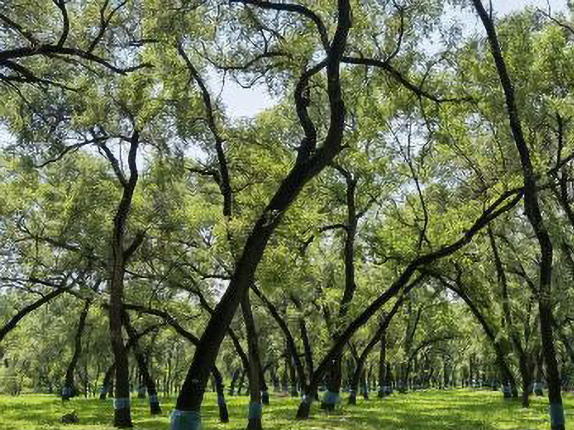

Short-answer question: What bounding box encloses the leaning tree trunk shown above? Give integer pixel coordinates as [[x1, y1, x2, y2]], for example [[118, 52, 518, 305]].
[[122, 313, 161, 415], [171, 7, 350, 425], [295, 187, 523, 419], [436, 275, 518, 398], [251, 284, 308, 400], [472, 2, 564, 427], [62, 299, 91, 401], [349, 299, 405, 404]]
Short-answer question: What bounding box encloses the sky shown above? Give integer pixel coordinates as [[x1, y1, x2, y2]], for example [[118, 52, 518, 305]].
[[217, 0, 569, 119]]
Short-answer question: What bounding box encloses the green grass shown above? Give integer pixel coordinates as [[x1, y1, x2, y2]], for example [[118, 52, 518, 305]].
[[0, 389, 571, 430]]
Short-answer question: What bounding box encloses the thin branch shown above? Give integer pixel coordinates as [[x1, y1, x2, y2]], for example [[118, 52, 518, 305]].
[[537, 8, 574, 36], [34, 136, 111, 168], [87, 0, 129, 53], [96, 141, 127, 186], [178, 43, 233, 217], [300, 223, 348, 253], [341, 56, 471, 103], [230, 0, 329, 50], [0, 45, 152, 75]]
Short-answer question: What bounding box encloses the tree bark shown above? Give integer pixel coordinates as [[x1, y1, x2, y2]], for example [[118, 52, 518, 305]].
[[323, 167, 358, 410]]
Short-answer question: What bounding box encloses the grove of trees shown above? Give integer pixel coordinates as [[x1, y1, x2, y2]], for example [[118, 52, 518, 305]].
[[1, 1, 574, 430]]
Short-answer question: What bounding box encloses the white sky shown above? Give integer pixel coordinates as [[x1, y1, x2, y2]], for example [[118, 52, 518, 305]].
[[219, 0, 569, 119]]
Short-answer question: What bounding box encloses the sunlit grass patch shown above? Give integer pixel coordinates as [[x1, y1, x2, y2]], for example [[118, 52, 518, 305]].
[[0, 389, 571, 430]]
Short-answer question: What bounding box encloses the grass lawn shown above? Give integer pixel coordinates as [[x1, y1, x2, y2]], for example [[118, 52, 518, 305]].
[[0, 389, 571, 430]]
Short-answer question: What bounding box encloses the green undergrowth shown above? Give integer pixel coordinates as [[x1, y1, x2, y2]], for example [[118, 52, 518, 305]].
[[0, 389, 572, 430]]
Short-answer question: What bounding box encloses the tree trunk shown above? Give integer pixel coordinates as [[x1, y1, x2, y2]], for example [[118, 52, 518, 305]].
[[172, 13, 350, 421], [295, 186, 521, 420], [101, 365, 114, 400], [212, 366, 229, 423], [321, 355, 341, 411], [260, 365, 270, 405], [361, 370, 369, 400], [108, 130, 140, 428], [472, 2, 564, 427], [241, 291, 263, 430], [62, 300, 91, 401], [229, 369, 240, 396], [378, 333, 387, 397], [488, 229, 530, 406], [122, 313, 161, 415], [251, 285, 307, 397], [324, 169, 358, 410], [109, 258, 132, 428], [436, 275, 518, 397], [288, 354, 299, 397], [349, 302, 404, 404]]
